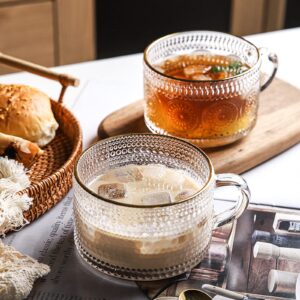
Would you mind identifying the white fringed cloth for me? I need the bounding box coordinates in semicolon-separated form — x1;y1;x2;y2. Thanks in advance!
0;241;50;300
0;157;50;299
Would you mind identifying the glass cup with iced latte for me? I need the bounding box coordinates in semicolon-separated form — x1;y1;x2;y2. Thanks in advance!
73;134;250;281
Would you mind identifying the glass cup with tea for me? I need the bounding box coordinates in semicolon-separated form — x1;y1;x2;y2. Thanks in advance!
143;31;278;147
73;134;250;281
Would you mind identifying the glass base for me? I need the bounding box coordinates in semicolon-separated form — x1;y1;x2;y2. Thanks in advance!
144;115;255;148
74;232;209;281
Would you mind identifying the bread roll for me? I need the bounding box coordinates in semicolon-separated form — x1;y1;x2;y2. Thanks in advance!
0;132;43;167
0;84;59;146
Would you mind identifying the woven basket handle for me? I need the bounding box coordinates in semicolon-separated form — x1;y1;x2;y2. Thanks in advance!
0;52;80;103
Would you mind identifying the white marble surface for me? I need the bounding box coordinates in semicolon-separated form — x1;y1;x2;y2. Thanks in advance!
1;28;300;299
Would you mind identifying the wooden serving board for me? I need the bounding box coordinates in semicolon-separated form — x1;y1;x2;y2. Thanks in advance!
98;79;300;174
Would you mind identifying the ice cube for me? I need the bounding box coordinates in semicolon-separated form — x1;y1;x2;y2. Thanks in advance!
101;165;143;183
175;189;195;201
141;191;171;205
98;183;127;199
163;169;185;188
183;65;211;77
153;65;165;73
138;237;177;255
191;74;212;81
141;164;166;179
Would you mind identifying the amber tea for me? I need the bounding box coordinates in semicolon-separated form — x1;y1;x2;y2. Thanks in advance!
144;53;258;146
158;54;249;81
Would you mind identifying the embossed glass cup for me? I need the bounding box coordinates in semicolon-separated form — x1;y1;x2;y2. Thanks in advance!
144;31;278;147
73;134;250;281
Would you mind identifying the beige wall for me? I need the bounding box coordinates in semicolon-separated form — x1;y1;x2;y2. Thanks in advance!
0;0;95;74
230;0;287;36
0;0;287;74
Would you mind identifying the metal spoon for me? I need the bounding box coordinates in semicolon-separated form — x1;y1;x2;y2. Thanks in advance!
202;285;246;299
155;289;212;300
202;284;264;300
155;286;264;300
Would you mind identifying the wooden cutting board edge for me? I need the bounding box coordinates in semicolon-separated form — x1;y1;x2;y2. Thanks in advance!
98;79;300;175
208;100;300;173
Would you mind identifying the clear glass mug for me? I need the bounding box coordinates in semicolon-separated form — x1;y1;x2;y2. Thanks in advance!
144;31;278;147
73;134;250;281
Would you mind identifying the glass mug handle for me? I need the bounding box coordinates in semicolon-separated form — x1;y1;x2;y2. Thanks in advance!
259;47;278;92
213;173;250;229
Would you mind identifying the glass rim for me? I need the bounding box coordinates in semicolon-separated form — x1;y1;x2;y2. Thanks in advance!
143;30;261;83
74;133;214;209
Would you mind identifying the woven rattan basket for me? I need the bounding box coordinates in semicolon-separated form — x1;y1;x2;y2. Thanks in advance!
0;52;82;223
23;100;82;222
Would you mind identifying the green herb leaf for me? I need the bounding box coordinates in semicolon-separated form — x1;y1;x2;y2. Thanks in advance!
211;65;223;73
211;61;245;75
229;61;242;69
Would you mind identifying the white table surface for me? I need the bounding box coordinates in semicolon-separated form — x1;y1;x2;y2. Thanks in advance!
1;28;300;299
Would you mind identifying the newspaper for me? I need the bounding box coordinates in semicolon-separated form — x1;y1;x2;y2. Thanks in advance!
3;192;147;300
2;189;231;300
3;191;299;300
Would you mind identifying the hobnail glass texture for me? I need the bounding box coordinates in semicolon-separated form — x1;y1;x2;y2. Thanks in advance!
73;134;215;281
144;31;261;147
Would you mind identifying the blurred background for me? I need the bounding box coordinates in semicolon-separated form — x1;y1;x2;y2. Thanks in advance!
0;0;299;74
